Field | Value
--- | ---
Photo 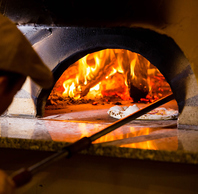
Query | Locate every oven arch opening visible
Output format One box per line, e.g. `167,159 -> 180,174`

44,49 -> 174,116
36,27 -> 198,129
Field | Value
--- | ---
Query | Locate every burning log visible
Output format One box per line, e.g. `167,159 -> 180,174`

129,83 -> 148,102
129,54 -> 150,101
80,58 -> 117,97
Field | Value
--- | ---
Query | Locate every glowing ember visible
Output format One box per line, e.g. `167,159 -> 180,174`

49,49 -> 171,104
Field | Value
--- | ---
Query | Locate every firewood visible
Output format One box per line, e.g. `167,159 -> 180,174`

80,58 -> 117,97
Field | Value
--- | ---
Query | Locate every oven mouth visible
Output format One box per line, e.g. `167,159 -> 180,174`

36,27 -> 186,118
43,48 -> 175,118
6,26 -> 197,129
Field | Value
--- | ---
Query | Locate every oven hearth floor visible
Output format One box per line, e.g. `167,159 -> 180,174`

0,102 -> 198,164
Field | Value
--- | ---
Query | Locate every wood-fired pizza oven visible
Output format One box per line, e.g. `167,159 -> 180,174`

1,0 -> 198,130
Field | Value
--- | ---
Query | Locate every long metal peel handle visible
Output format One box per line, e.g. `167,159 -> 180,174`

11,93 -> 174,188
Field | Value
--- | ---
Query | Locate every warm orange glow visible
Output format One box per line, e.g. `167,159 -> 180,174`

93,126 -> 157,150
46,120 -> 177,151
120,127 -> 156,149
52,49 -> 171,103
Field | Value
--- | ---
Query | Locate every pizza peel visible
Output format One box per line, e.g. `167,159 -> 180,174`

11,93 -> 174,187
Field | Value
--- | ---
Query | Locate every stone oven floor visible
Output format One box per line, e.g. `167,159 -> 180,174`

0,100 -> 198,164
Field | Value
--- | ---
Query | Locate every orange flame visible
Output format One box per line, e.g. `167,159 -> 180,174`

54,49 -> 171,102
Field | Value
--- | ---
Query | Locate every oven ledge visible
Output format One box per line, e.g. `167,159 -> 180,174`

0,116 -> 198,165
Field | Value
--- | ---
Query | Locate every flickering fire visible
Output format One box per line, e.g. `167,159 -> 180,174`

50,49 -> 171,104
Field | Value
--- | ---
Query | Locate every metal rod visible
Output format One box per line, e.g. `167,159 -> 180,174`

11,93 -> 174,187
